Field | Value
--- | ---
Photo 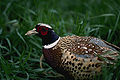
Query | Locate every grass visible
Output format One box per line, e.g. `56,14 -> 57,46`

0,0 -> 120,80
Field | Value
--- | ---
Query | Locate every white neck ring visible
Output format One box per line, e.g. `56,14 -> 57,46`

43,37 -> 60,49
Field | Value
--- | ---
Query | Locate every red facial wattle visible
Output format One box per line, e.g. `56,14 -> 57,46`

36,26 -> 48,35
41,31 -> 48,35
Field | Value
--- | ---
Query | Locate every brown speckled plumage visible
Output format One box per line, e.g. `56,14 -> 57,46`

43,35 -> 119,80
25,23 -> 120,80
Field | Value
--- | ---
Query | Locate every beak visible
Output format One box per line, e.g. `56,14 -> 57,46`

25,28 -> 38,36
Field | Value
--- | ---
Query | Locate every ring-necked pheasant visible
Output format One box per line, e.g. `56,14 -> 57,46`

25,23 -> 120,80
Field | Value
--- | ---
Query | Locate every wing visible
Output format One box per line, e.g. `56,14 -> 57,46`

88,37 -> 119,62
89,37 -> 120,51
58,36 -> 120,79
59,36 -> 119,61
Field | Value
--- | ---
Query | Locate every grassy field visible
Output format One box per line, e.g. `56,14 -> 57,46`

0,0 -> 120,80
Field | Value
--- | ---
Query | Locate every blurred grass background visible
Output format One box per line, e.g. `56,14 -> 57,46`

0,0 -> 120,80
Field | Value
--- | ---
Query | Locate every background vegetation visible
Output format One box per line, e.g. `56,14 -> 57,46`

0,0 -> 120,80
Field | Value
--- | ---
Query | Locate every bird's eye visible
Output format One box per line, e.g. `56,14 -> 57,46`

36,26 -> 49,35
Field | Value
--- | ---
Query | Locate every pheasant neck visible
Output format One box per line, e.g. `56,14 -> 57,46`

42,31 -> 60,49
